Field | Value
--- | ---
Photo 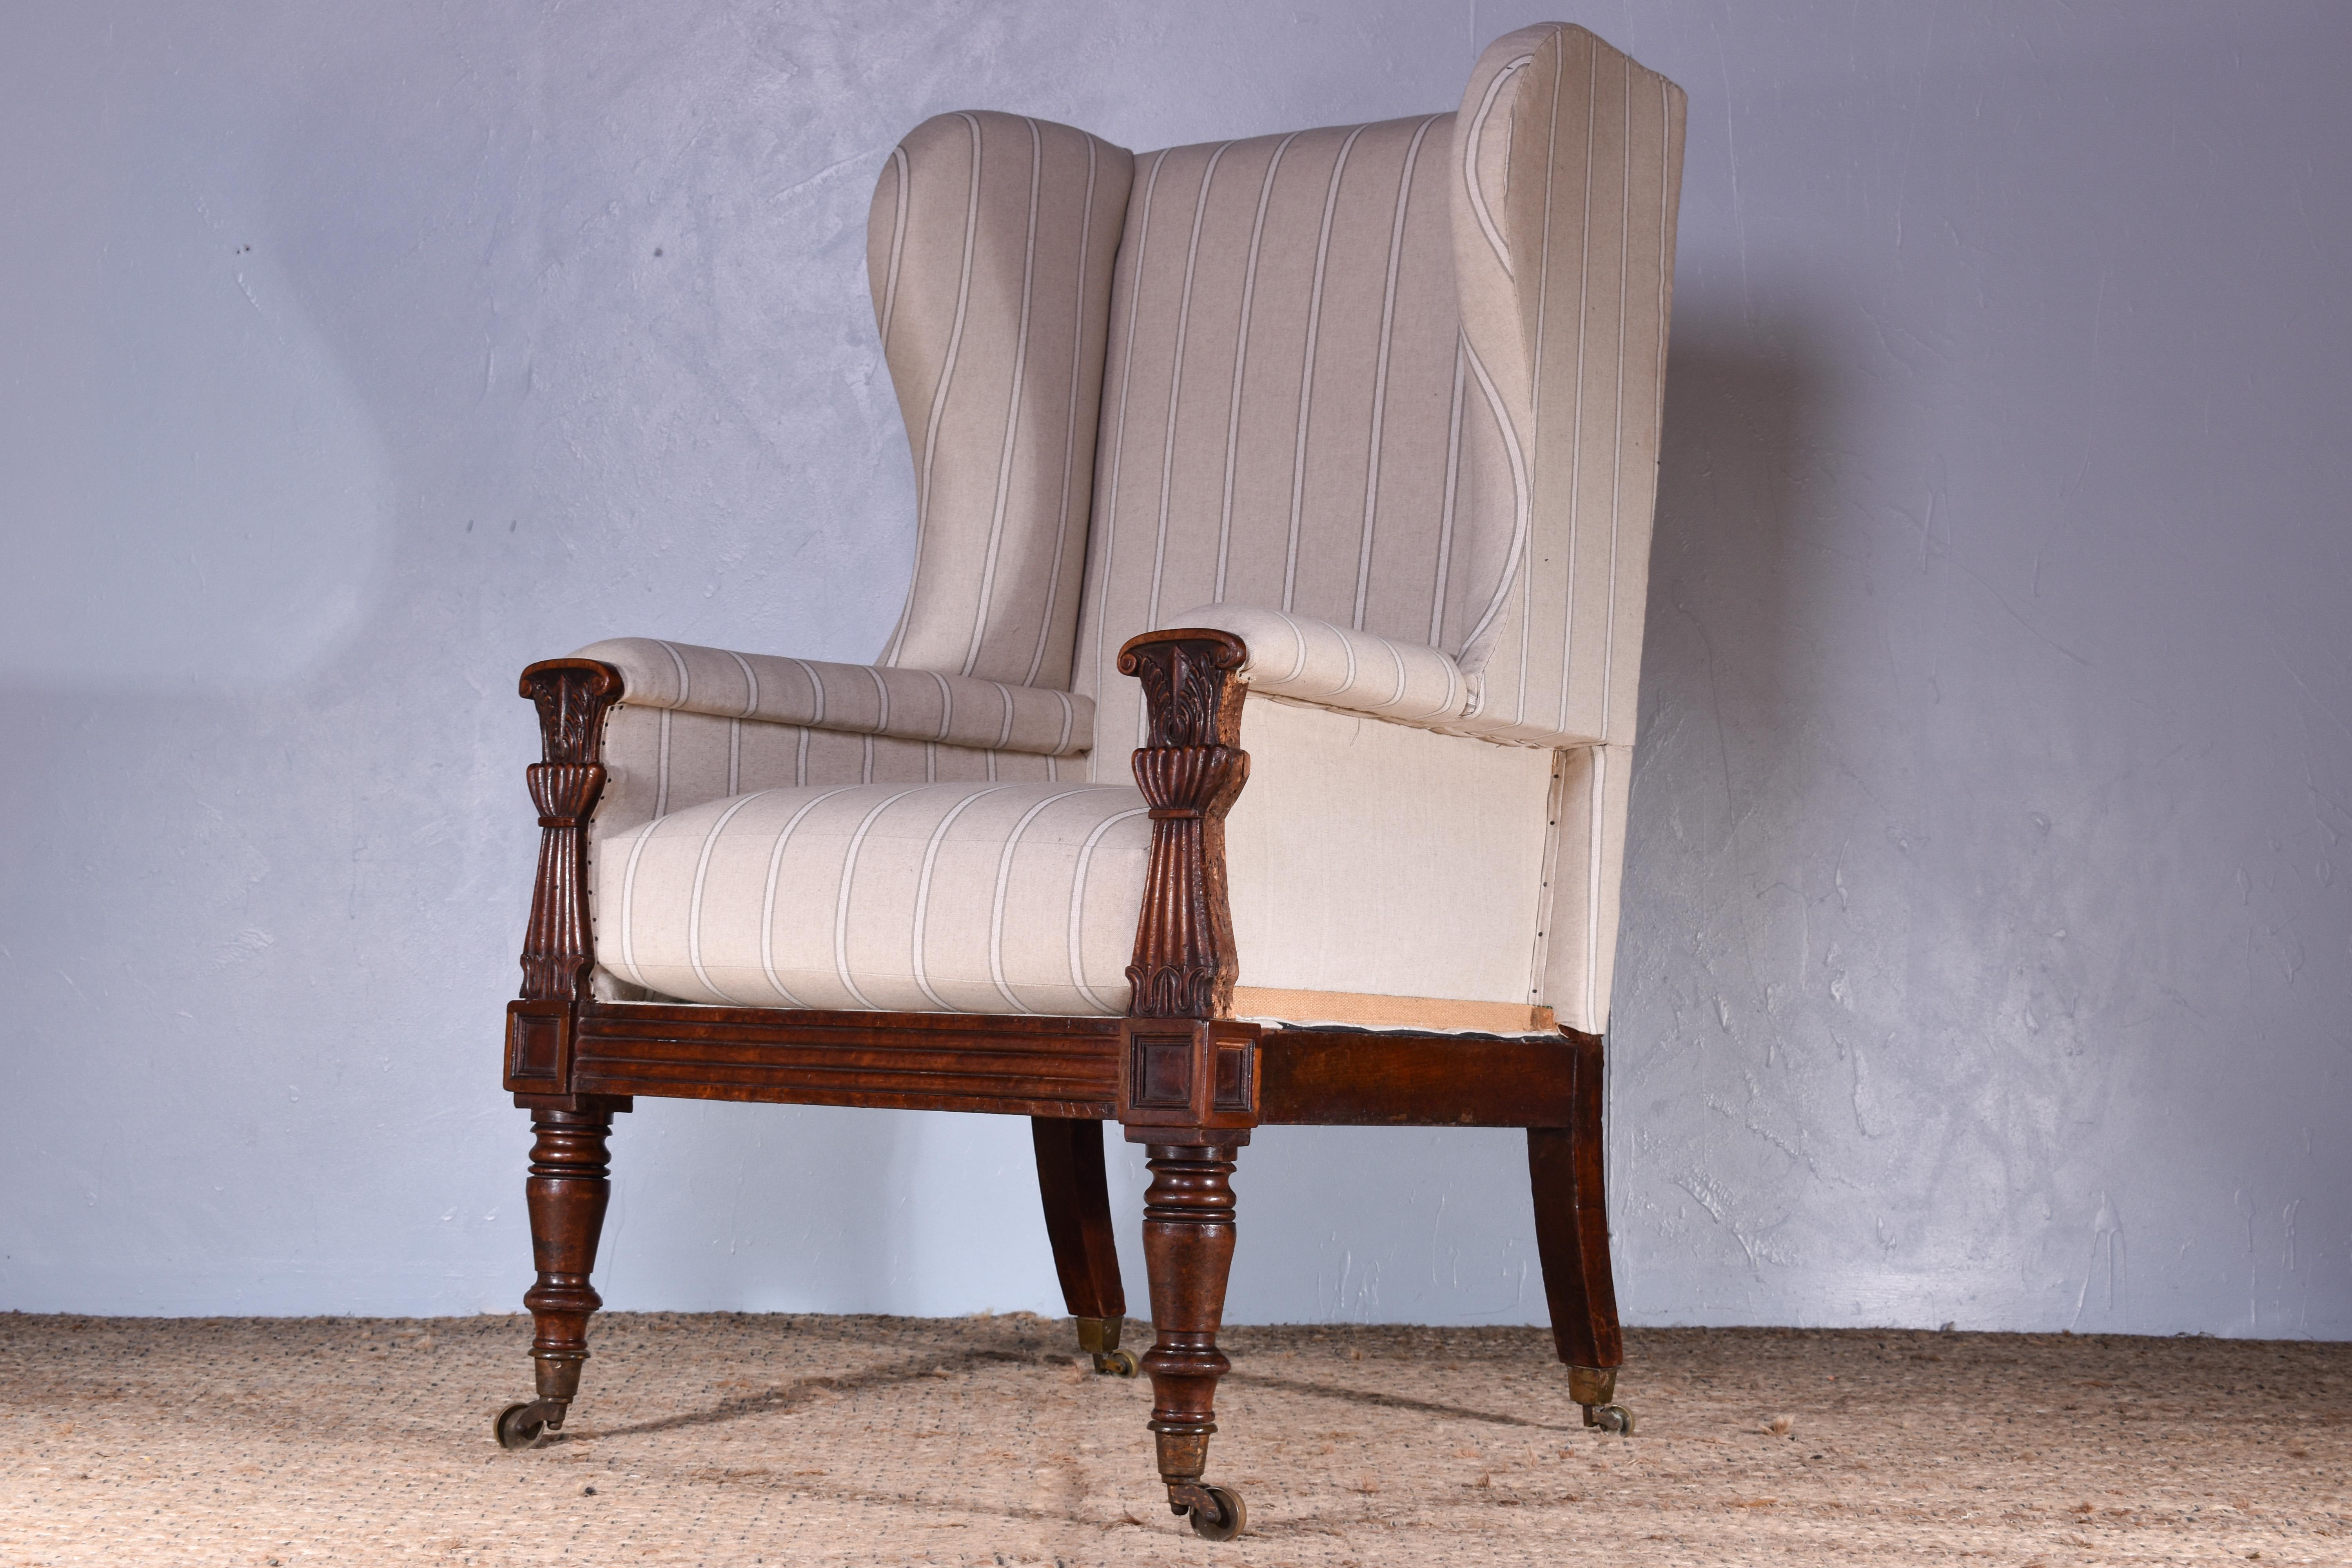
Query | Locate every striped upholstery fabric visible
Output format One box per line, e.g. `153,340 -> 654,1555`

572,25 -> 1684,1033
1073,24 -> 1684,762
579,638 -> 1089,757
593,706 -> 1073,844
1172,603 -> 1466,725
1072,111 -> 1486,760
596,782 -> 1151,1016
1448,27 -> 1686,750
868,112 -> 1134,690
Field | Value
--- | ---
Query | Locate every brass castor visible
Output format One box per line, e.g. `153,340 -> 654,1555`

494,1399 -> 566,1450
1076,1317 -> 1136,1377
1180,1483 -> 1247,1541
1584,1402 -> 1635,1436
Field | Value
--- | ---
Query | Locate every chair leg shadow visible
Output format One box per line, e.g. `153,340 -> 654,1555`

563,1347 -> 1045,1441
1231,1373 -> 1584,1434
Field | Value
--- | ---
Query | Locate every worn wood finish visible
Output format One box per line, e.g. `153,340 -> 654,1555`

1116,629 -> 1249,1021
565,1001 -> 1120,1118
1255,1025 -> 1598,1127
1031,1117 -> 1126,1325
1138,1143 -> 1241,1521
1527,1032 -> 1623,1374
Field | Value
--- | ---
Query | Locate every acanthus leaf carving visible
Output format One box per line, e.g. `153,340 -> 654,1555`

1118,630 -> 1247,751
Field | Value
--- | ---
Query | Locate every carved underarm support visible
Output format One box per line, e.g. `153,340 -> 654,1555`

1115,630 -> 1260,1145
518,659 -> 624,1003
508,659 -> 624,1095
1117,630 -> 1249,1021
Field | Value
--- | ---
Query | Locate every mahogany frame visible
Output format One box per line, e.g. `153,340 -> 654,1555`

498,628 -> 1626,1533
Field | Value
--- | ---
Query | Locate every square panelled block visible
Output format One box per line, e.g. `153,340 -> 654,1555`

1116,1017 -> 1263,1141
505,1000 -> 572,1093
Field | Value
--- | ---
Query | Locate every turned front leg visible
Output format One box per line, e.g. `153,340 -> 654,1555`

497,1103 -> 621,1446
1140,1144 -> 1243,1529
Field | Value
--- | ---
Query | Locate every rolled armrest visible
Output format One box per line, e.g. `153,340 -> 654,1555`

1165,605 -> 1466,725
575,637 -> 1091,758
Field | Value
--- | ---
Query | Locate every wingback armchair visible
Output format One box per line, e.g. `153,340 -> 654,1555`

497,23 -> 1684,1539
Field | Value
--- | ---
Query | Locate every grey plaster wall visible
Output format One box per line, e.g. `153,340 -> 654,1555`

2,0 -> 2345,1336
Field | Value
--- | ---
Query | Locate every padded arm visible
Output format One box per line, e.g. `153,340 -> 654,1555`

1166,605 -> 1467,726
576,637 -> 1091,758
1168,604 -> 1601,746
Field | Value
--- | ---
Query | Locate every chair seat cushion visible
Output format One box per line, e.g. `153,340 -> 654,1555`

594,781 -> 1151,1016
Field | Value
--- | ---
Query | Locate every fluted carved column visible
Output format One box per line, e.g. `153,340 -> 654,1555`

1117,629 -> 1248,1020
507,658 -> 622,1095
518,660 -> 622,1000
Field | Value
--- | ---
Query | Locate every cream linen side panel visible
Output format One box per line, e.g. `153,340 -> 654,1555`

595,781 -> 1151,1016
1538,743 -> 1633,1034
1223,692 -> 1553,1004
869,113 -> 1134,690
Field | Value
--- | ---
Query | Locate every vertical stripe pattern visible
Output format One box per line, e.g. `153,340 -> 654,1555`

576,638 -> 1089,757
1449,25 -> 1686,749
590,705 -> 1069,846
580,30 -> 1683,1032
1074,25 -> 1683,764
1075,114 -> 1481,759
598,781 -> 1153,1016
868,112 -> 1135,690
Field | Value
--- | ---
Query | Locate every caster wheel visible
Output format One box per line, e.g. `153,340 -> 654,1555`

1092,1348 -> 1140,1377
1588,1403 -> 1635,1436
494,1401 -> 548,1450
1185,1485 -> 1247,1542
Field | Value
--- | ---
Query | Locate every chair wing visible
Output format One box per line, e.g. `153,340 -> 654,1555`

1451,24 -> 1687,749
869,111 -> 1134,690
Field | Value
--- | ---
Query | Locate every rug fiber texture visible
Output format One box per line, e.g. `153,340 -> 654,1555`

2,1313 -> 2345,1566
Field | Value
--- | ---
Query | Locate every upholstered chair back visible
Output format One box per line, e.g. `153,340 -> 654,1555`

1068,112 -> 1494,762
868,27 -> 1684,775
1072,25 -> 1684,768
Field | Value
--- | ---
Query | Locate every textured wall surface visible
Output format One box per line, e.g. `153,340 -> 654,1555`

2,0 -> 2345,1336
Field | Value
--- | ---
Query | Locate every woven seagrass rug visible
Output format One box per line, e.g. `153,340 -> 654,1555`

2,1313 -> 2344,1565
